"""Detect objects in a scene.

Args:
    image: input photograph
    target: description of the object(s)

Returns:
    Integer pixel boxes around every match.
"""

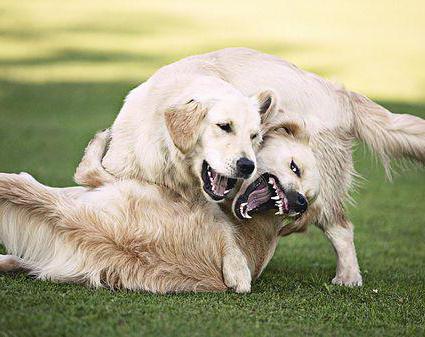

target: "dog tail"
[0,173,81,277]
[0,173,69,222]
[74,129,116,187]
[350,91,425,176]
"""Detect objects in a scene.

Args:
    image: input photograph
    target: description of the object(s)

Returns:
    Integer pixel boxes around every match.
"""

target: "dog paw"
[332,272,363,287]
[223,253,252,293]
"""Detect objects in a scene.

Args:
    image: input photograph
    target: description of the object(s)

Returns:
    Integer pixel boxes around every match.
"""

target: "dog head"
[233,121,320,221]
[165,89,276,202]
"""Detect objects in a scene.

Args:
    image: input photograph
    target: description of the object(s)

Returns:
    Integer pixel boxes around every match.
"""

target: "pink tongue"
[247,185,271,211]
[213,172,228,196]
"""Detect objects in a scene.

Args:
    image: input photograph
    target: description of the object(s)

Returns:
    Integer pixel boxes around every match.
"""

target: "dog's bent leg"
[74,129,116,187]
[321,219,362,287]
[0,255,22,272]
[221,229,252,293]
[222,250,251,293]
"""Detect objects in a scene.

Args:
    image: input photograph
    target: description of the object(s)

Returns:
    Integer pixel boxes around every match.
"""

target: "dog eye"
[250,133,258,140]
[217,123,232,133]
[290,160,301,177]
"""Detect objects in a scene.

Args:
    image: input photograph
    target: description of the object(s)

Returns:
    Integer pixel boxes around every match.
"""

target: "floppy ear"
[255,90,277,124]
[272,119,310,143]
[164,99,207,154]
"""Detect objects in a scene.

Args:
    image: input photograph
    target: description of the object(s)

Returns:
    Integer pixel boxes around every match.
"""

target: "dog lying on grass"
[0,126,319,293]
[0,60,291,292]
[78,48,425,287]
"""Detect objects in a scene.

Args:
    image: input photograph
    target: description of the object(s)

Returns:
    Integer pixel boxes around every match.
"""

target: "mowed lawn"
[0,1,424,337]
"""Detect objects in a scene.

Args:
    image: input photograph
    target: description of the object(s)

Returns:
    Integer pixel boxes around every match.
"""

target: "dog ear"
[256,90,276,123]
[272,119,310,143]
[255,90,277,124]
[164,99,207,154]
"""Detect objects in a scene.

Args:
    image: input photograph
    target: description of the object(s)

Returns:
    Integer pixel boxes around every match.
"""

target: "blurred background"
[1,0,424,99]
[1,0,424,183]
[0,1,424,336]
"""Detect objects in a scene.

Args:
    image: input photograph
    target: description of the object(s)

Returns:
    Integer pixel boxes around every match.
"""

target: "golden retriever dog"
[79,48,424,287]
[192,47,424,286]
[79,59,275,203]
[0,128,320,293]
[0,64,280,292]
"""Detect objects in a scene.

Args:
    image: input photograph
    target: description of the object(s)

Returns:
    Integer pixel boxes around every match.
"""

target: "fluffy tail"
[0,173,85,280]
[0,173,69,222]
[74,129,116,187]
[350,91,425,176]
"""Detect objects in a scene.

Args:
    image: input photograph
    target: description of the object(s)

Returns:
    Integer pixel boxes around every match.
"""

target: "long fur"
[72,48,424,287]
[2,48,423,290]
[349,91,425,176]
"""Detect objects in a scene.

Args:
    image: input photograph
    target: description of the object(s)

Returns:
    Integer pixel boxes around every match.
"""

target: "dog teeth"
[271,196,279,200]
[239,202,251,219]
[275,204,284,215]
[224,189,231,194]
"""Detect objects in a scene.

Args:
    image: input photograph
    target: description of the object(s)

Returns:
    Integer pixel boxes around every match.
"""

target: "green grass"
[0,1,424,336]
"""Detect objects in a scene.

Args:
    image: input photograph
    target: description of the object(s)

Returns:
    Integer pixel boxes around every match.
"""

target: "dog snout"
[286,191,308,214]
[236,157,255,178]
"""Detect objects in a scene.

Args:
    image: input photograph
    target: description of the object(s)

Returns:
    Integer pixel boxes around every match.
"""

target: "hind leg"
[320,219,362,286]
[0,255,22,272]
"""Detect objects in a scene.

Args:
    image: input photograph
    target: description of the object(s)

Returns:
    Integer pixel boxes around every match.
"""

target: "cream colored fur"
[80,48,424,287]
[0,132,318,293]
[2,48,423,290]
[201,48,424,286]
[98,66,274,201]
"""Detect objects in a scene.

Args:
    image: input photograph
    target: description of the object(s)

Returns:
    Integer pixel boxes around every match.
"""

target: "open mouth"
[234,173,290,219]
[201,161,237,201]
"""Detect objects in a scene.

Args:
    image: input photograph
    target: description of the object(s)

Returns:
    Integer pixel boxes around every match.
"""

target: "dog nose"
[286,191,308,214]
[236,157,255,178]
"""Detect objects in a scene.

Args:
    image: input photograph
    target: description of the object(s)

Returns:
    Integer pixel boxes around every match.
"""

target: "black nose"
[286,191,308,214]
[236,157,255,178]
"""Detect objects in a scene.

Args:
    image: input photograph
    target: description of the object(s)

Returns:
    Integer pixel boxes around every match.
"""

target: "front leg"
[222,250,252,293]
[320,219,363,286]
[221,229,252,293]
